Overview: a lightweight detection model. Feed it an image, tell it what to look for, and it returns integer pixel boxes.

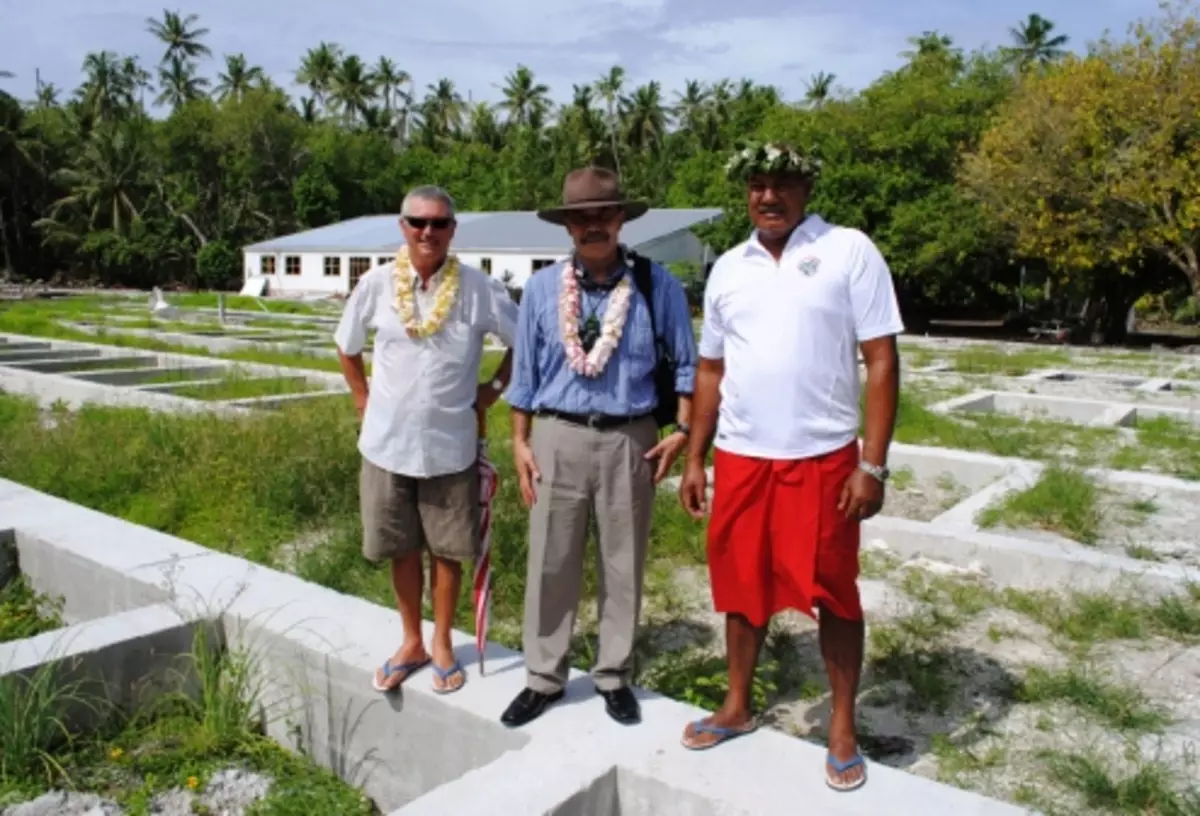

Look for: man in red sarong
[678,141,903,793]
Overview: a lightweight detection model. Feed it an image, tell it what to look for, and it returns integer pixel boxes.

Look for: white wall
[242,226,713,295]
[243,251,398,296]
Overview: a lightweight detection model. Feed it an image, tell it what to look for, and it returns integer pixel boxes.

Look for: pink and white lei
[558,260,634,377]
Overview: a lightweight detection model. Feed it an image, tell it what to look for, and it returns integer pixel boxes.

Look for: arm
[483,275,519,392]
[332,272,376,417]
[686,270,724,463]
[859,337,898,468]
[686,357,722,464]
[504,281,541,446]
[660,270,697,429]
[849,236,905,471]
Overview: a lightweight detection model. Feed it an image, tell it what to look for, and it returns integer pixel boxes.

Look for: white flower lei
[557,260,634,377]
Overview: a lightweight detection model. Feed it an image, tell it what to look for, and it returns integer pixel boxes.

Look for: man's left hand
[837,468,885,521]
[644,431,689,484]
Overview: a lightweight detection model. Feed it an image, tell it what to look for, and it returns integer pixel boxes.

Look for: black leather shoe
[500,687,564,728]
[597,686,641,725]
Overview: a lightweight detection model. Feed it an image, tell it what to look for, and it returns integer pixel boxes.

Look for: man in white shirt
[678,142,904,793]
[334,185,518,696]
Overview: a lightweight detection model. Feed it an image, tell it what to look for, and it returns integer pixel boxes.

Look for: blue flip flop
[680,718,758,751]
[430,661,466,695]
[826,752,868,792]
[371,657,430,692]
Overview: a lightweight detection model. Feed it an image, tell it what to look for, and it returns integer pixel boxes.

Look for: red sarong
[706,441,862,627]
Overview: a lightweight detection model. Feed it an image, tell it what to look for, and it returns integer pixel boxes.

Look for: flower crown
[724,140,823,182]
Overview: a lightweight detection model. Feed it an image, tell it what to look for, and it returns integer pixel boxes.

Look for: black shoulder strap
[630,251,659,341]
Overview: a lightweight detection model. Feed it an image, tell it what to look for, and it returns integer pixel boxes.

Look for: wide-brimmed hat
[536,167,649,225]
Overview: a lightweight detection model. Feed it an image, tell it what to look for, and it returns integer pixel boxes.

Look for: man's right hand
[353,392,368,420]
[679,457,709,519]
[513,441,541,508]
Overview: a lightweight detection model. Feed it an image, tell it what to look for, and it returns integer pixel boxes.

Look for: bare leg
[430,555,465,691]
[818,604,865,786]
[682,612,765,747]
[376,550,429,689]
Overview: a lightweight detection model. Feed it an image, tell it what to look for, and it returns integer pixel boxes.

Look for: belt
[537,410,651,430]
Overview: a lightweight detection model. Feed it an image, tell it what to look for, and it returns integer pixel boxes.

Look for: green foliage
[4,5,1191,328]
[195,239,238,288]
[0,576,64,644]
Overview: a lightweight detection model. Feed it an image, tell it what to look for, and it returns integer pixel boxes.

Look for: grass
[951,346,1072,376]
[0,576,64,644]
[976,466,1105,544]
[0,307,349,374]
[170,375,323,402]
[0,624,373,812]
[1015,666,1170,733]
[1038,750,1200,815]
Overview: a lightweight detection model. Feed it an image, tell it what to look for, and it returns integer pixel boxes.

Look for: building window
[323,256,342,277]
[377,256,391,267]
[349,257,371,289]
[480,257,492,275]
[285,256,300,275]
[260,256,276,275]
[532,258,557,272]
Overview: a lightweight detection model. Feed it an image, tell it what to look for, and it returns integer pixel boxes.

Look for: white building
[240,208,723,296]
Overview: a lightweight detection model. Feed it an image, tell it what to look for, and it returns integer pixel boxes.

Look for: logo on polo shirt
[798,256,821,276]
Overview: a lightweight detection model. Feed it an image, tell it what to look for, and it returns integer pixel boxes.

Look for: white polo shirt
[698,214,904,460]
[333,260,518,478]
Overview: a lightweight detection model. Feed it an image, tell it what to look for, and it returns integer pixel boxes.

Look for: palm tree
[328,55,377,125]
[594,65,625,176]
[373,57,410,112]
[804,72,835,107]
[77,52,136,122]
[1005,14,1069,68]
[421,78,466,139]
[41,123,149,236]
[145,10,211,65]
[155,55,209,110]
[296,42,341,114]
[498,65,550,128]
[672,80,710,133]
[622,82,667,152]
[213,54,265,102]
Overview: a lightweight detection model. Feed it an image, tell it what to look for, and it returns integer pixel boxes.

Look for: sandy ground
[640,539,1200,815]
[1,769,273,816]
[981,481,1200,568]
[882,467,973,522]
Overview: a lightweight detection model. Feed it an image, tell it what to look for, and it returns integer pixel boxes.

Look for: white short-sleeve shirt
[333,260,518,478]
[699,214,904,460]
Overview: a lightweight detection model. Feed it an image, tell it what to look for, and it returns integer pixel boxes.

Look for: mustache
[582,230,610,243]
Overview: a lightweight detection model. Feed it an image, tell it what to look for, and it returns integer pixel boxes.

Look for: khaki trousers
[522,415,658,693]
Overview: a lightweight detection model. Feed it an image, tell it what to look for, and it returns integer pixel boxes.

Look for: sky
[0,0,1165,108]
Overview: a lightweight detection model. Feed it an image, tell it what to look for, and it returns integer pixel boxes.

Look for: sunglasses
[403,216,454,230]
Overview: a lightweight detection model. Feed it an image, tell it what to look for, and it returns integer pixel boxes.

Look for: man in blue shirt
[501,167,698,728]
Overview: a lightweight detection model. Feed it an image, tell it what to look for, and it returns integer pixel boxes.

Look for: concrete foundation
[0,331,347,413]
[0,478,1038,815]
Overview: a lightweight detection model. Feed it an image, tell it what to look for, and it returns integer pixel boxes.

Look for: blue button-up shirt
[505,255,697,416]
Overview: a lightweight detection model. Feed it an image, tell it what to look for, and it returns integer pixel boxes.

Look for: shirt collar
[573,244,631,291]
[743,214,827,260]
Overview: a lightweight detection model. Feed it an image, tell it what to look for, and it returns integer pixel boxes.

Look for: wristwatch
[675,422,691,437]
[858,461,889,482]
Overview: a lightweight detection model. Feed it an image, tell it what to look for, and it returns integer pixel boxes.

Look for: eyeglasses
[403,216,454,230]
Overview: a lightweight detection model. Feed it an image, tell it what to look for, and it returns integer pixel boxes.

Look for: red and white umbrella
[473,440,500,674]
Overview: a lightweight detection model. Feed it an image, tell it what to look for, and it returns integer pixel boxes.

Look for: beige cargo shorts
[359,457,480,563]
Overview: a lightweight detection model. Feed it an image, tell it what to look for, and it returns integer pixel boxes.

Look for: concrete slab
[0,348,102,364]
[0,477,1042,815]
[71,364,230,386]
[6,355,159,374]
